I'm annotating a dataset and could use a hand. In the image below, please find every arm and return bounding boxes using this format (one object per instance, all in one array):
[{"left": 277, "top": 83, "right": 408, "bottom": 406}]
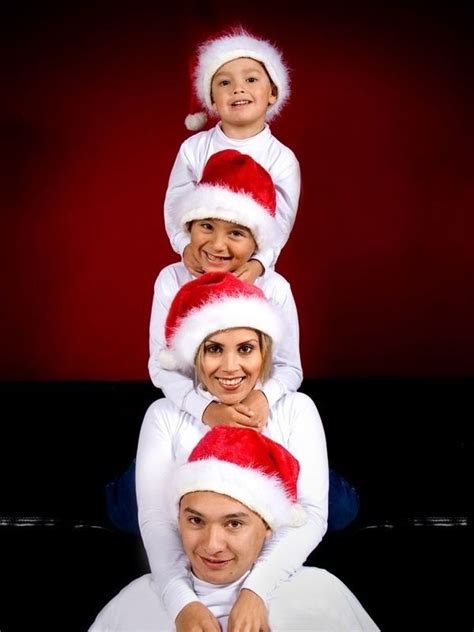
[
  {"left": 164, "top": 143, "right": 199, "bottom": 257},
  {"left": 242, "top": 393, "right": 329, "bottom": 601},
  {"left": 258, "top": 277, "right": 303, "bottom": 408},
  {"left": 136, "top": 399, "right": 205, "bottom": 622},
  {"left": 256, "top": 153, "right": 301, "bottom": 270}
]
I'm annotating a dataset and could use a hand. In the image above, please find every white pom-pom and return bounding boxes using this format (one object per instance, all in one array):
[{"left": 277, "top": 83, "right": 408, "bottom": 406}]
[
  {"left": 290, "top": 503, "right": 308, "bottom": 527},
  {"left": 157, "top": 348, "right": 179, "bottom": 370},
  {"left": 185, "top": 111, "right": 207, "bottom": 131}
]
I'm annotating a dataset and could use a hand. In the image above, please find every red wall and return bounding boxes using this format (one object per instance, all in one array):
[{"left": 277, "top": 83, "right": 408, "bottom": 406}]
[{"left": 1, "top": 4, "right": 473, "bottom": 379}]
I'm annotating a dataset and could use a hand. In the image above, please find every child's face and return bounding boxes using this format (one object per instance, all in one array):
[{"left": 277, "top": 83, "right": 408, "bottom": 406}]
[
  {"left": 189, "top": 218, "right": 256, "bottom": 273},
  {"left": 211, "top": 57, "right": 277, "bottom": 129}
]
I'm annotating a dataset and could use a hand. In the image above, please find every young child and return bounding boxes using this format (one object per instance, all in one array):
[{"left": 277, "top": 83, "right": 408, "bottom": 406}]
[{"left": 164, "top": 24, "right": 300, "bottom": 282}]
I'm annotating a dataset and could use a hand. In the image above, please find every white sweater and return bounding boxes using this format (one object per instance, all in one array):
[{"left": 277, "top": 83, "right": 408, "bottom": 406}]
[
  {"left": 136, "top": 392, "right": 329, "bottom": 622},
  {"left": 89, "top": 567, "right": 380, "bottom": 631},
  {"left": 148, "top": 262, "right": 303, "bottom": 421},
  {"left": 164, "top": 123, "right": 301, "bottom": 271}
]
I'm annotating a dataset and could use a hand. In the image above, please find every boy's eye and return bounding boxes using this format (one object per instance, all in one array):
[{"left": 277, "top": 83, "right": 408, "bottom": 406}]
[
  {"left": 199, "top": 222, "right": 213, "bottom": 231},
  {"left": 246, "top": 77, "right": 258, "bottom": 83},
  {"left": 218, "top": 79, "right": 230, "bottom": 86}
]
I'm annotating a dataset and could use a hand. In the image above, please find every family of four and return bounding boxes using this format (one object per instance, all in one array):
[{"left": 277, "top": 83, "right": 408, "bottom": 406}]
[{"left": 91, "top": 25, "right": 378, "bottom": 631}]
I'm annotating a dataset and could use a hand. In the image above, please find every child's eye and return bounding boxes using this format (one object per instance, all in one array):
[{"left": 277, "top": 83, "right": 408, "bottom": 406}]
[
  {"left": 246, "top": 77, "right": 258, "bottom": 83},
  {"left": 199, "top": 222, "right": 213, "bottom": 231},
  {"left": 227, "top": 520, "right": 243, "bottom": 529},
  {"left": 230, "top": 230, "right": 245, "bottom": 238},
  {"left": 218, "top": 79, "right": 230, "bottom": 86}
]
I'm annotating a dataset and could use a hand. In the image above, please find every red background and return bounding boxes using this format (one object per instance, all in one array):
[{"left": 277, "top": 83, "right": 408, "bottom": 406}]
[{"left": 1, "top": 4, "right": 473, "bottom": 380}]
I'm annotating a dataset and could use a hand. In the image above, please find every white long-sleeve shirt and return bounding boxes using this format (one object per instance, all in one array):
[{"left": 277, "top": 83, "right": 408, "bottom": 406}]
[
  {"left": 148, "top": 262, "right": 302, "bottom": 420},
  {"left": 89, "top": 567, "right": 380, "bottom": 631},
  {"left": 136, "top": 391, "right": 329, "bottom": 622},
  {"left": 164, "top": 123, "right": 301, "bottom": 271}
]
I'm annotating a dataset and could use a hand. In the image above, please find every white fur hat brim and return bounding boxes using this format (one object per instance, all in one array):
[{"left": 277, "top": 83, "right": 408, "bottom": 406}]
[
  {"left": 196, "top": 30, "right": 290, "bottom": 122},
  {"left": 174, "top": 183, "right": 279, "bottom": 253},
  {"left": 159, "top": 294, "right": 282, "bottom": 372},
  {"left": 171, "top": 457, "right": 306, "bottom": 529}
]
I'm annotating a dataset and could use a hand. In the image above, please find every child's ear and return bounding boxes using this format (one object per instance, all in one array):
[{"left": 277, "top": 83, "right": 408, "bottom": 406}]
[{"left": 268, "top": 86, "right": 277, "bottom": 106}]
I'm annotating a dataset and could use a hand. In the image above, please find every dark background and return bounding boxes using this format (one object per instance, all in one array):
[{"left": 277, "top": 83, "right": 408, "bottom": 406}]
[{"left": 2, "top": 2, "right": 473, "bottom": 381}]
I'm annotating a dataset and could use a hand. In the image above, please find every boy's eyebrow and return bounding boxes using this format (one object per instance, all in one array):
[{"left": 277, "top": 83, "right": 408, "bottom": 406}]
[{"left": 213, "top": 63, "right": 264, "bottom": 79}]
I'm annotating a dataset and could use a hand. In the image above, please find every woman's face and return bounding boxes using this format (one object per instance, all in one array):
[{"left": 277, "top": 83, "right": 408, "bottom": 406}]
[{"left": 198, "top": 328, "right": 263, "bottom": 405}]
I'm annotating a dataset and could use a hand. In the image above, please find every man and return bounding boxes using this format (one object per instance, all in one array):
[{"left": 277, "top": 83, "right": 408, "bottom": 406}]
[{"left": 90, "top": 427, "right": 378, "bottom": 631}]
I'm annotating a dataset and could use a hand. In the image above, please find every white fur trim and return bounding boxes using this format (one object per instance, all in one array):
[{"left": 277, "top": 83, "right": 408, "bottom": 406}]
[
  {"left": 168, "top": 295, "right": 282, "bottom": 371},
  {"left": 174, "top": 183, "right": 279, "bottom": 252},
  {"left": 196, "top": 31, "right": 290, "bottom": 122},
  {"left": 172, "top": 457, "right": 303, "bottom": 529},
  {"left": 185, "top": 111, "right": 207, "bottom": 131},
  {"left": 157, "top": 348, "right": 179, "bottom": 371}
]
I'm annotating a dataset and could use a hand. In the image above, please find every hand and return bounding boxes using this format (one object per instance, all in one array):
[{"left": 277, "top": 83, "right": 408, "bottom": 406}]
[
  {"left": 227, "top": 589, "right": 269, "bottom": 632},
  {"left": 239, "top": 390, "right": 269, "bottom": 429},
  {"left": 183, "top": 244, "right": 205, "bottom": 277},
  {"left": 233, "top": 259, "right": 264, "bottom": 284},
  {"left": 202, "top": 401, "right": 261, "bottom": 430},
  {"left": 175, "top": 601, "right": 222, "bottom": 632}
]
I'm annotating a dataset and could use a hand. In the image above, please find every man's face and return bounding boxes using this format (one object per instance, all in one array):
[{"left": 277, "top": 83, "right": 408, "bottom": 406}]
[{"left": 179, "top": 490, "right": 271, "bottom": 585}]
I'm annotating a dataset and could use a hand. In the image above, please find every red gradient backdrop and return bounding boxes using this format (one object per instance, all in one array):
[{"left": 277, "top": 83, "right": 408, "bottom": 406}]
[{"left": 1, "top": 4, "right": 473, "bottom": 379}]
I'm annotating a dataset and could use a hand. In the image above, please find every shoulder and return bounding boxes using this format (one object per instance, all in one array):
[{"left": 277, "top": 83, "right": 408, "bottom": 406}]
[
  {"left": 180, "top": 129, "right": 213, "bottom": 153},
  {"left": 154, "top": 263, "right": 188, "bottom": 292},
  {"left": 265, "top": 130, "right": 299, "bottom": 164},
  {"left": 257, "top": 270, "right": 294, "bottom": 303},
  {"left": 272, "top": 391, "right": 318, "bottom": 415}
]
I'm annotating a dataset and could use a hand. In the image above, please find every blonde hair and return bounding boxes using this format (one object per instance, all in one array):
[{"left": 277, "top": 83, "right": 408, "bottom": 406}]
[{"left": 195, "top": 328, "right": 273, "bottom": 389}]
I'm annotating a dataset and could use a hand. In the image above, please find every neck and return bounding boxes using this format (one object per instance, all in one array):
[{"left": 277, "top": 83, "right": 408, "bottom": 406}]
[{"left": 220, "top": 120, "right": 266, "bottom": 139}]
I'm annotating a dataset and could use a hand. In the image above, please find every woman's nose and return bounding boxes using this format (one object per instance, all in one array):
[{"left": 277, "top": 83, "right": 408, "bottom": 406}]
[{"left": 221, "top": 350, "right": 238, "bottom": 372}]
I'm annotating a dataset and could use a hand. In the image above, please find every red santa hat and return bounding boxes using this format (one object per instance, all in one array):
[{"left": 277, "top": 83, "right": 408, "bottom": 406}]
[
  {"left": 171, "top": 426, "right": 307, "bottom": 529},
  {"left": 158, "top": 270, "right": 282, "bottom": 372},
  {"left": 173, "top": 148, "right": 279, "bottom": 253},
  {"left": 185, "top": 25, "right": 291, "bottom": 131}
]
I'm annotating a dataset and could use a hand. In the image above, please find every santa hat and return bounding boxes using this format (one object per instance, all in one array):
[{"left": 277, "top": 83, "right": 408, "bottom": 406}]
[
  {"left": 185, "top": 25, "right": 290, "bottom": 131},
  {"left": 158, "top": 270, "right": 282, "bottom": 371},
  {"left": 173, "top": 148, "right": 279, "bottom": 253},
  {"left": 171, "top": 426, "right": 307, "bottom": 529}
]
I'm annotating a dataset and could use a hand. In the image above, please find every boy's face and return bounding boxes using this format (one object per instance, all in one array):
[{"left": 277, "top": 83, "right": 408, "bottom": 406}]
[
  {"left": 211, "top": 57, "right": 277, "bottom": 130},
  {"left": 189, "top": 218, "right": 256, "bottom": 273},
  {"left": 179, "top": 490, "right": 271, "bottom": 585}
]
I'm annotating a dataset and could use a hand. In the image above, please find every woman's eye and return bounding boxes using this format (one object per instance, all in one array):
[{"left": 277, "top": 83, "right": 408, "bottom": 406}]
[
  {"left": 205, "top": 344, "right": 222, "bottom": 354},
  {"left": 189, "top": 517, "right": 202, "bottom": 525},
  {"left": 239, "top": 344, "right": 254, "bottom": 354}
]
